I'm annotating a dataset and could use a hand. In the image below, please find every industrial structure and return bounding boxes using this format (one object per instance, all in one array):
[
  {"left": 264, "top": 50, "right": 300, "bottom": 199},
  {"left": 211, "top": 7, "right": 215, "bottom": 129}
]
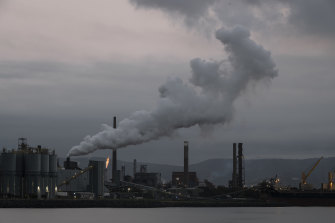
[
  {"left": 57, "top": 157, "right": 105, "bottom": 198},
  {"left": 171, "top": 141, "right": 199, "bottom": 188},
  {"left": 300, "top": 156, "right": 323, "bottom": 190},
  {"left": 88, "top": 160, "right": 105, "bottom": 197},
  {"left": 3, "top": 134, "right": 335, "bottom": 204},
  {"left": 133, "top": 164, "right": 161, "bottom": 187},
  {"left": 112, "top": 116, "right": 120, "bottom": 185},
  {"left": 229, "top": 143, "right": 245, "bottom": 190},
  {"left": 57, "top": 159, "right": 90, "bottom": 193},
  {"left": 0, "top": 138, "right": 57, "bottom": 198}
]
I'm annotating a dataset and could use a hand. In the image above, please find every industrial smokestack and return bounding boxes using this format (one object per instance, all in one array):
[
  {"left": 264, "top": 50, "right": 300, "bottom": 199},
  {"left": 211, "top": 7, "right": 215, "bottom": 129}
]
[
  {"left": 232, "top": 143, "right": 237, "bottom": 189},
  {"left": 238, "top": 143, "right": 244, "bottom": 188},
  {"left": 133, "top": 159, "right": 137, "bottom": 177},
  {"left": 113, "top": 116, "right": 116, "bottom": 129},
  {"left": 112, "top": 116, "right": 117, "bottom": 183},
  {"left": 184, "top": 141, "right": 189, "bottom": 188}
]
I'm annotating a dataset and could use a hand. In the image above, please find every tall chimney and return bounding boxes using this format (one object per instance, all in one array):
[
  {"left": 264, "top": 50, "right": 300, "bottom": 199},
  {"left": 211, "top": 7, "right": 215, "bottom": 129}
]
[
  {"left": 238, "top": 143, "right": 244, "bottom": 188},
  {"left": 184, "top": 141, "right": 189, "bottom": 188},
  {"left": 121, "top": 165, "right": 125, "bottom": 181},
  {"left": 133, "top": 159, "right": 137, "bottom": 177},
  {"left": 113, "top": 116, "right": 116, "bottom": 128},
  {"left": 232, "top": 143, "right": 237, "bottom": 188},
  {"left": 112, "top": 116, "right": 117, "bottom": 183}
]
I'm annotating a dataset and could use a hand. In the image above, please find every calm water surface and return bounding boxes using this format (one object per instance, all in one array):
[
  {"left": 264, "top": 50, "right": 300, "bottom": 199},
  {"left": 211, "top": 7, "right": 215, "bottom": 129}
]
[{"left": 0, "top": 207, "right": 334, "bottom": 223}]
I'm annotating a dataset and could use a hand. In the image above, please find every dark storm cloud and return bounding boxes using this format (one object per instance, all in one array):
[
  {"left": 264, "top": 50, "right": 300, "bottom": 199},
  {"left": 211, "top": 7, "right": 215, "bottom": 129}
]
[
  {"left": 129, "top": 0, "right": 335, "bottom": 37},
  {"left": 280, "top": 0, "right": 335, "bottom": 36},
  {"left": 130, "top": 0, "right": 216, "bottom": 18},
  {"left": 129, "top": 0, "right": 217, "bottom": 32}
]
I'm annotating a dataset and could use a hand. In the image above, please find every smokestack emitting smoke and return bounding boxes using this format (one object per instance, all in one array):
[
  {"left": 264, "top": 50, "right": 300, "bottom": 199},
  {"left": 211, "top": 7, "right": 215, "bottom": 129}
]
[
  {"left": 184, "top": 141, "right": 189, "bottom": 187},
  {"left": 112, "top": 116, "right": 117, "bottom": 183},
  {"left": 68, "top": 26, "right": 278, "bottom": 157},
  {"left": 232, "top": 143, "right": 237, "bottom": 188},
  {"left": 238, "top": 143, "right": 244, "bottom": 188}
]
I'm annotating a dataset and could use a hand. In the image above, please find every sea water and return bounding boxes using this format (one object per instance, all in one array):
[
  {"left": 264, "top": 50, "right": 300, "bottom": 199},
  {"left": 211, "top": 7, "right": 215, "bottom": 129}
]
[{"left": 0, "top": 207, "right": 333, "bottom": 223}]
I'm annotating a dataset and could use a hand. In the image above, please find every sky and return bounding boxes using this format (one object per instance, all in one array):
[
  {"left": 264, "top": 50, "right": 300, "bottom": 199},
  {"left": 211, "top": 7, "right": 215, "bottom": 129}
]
[{"left": 0, "top": 0, "right": 334, "bottom": 165}]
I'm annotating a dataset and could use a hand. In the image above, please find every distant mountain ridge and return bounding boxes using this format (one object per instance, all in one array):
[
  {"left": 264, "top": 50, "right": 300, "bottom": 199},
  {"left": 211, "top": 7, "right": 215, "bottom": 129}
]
[{"left": 60, "top": 157, "right": 335, "bottom": 187}]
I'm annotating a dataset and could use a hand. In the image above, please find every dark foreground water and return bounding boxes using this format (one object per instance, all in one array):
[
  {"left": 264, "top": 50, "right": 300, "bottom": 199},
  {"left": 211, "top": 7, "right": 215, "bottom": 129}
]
[{"left": 0, "top": 207, "right": 334, "bottom": 223}]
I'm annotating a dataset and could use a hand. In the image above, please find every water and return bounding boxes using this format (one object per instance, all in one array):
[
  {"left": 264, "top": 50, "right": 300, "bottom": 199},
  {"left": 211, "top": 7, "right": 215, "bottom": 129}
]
[{"left": 0, "top": 207, "right": 334, "bottom": 223}]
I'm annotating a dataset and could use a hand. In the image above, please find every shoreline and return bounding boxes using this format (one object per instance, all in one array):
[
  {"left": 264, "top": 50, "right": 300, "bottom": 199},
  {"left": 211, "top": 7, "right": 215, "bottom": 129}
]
[
  {"left": 1, "top": 198, "right": 333, "bottom": 208},
  {"left": 0, "top": 199, "right": 281, "bottom": 208}
]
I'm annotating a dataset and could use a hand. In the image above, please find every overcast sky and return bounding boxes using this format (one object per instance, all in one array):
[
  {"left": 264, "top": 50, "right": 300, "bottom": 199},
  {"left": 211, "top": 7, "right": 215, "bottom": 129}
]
[{"left": 0, "top": 0, "right": 334, "bottom": 165}]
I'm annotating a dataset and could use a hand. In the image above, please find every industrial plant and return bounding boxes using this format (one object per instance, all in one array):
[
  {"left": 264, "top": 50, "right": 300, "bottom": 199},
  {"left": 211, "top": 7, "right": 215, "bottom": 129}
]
[{"left": 0, "top": 117, "right": 335, "bottom": 207}]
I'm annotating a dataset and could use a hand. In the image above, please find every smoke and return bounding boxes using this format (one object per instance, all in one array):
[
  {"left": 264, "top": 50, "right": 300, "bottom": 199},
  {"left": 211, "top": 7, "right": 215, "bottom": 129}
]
[{"left": 68, "top": 26, "right": 278, "bottom": 157}]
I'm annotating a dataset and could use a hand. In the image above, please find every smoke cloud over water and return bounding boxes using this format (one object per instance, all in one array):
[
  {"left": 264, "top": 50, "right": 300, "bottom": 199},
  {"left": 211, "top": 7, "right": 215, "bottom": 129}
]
[{"left": 68, "top": 26, "right": 278, "bottom": 157}]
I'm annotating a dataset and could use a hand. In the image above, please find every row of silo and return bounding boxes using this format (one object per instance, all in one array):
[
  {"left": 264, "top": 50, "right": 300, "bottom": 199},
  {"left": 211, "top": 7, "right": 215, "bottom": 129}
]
[
  {"left": 0, "top": 146, "right": 57, "bottom": 198},
  {"left": 24, "top": 151, "right": 41, "bottom": 196},
  {"left": 49, "top": 151, "right": 58, "bottom": 198},
  {"left": 0, "top": 150, "right": 16, "bottom": 196}
]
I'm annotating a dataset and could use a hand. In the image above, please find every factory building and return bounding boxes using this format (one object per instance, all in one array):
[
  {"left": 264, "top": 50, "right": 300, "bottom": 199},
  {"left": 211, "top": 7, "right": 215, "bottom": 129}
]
[
  {"left": 63, "top": 157, "right": 80, "bottom": 170},
  {"left": 133, "top": 164, "right": 161, "bottom": 187},
  {"left": 57, "top": 157, "right": 105, "bottom": 198},
  {"left": 57, "top": 161, "right": 89, "bottom": 193},
  {"left": 172, "top": 172, "right": 199, "bottom": 188},
  {"left": 0, "top": 138, "right": 57, "bottom": 198},
  {"left": 171, "top": 141, "right": 199, "bottom": 188}
]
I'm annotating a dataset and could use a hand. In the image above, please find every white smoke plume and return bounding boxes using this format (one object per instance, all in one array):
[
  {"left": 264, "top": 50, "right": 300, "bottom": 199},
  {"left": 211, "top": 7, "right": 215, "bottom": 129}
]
[{"left": 68, "top": 26, "right": 278, "bottom": 157}]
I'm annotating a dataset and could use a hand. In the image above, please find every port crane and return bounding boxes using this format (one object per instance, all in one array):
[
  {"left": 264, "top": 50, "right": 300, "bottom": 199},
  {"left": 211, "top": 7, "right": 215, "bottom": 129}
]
[{"left": 300, "top": 156, "right": 323, "bottom": 190}]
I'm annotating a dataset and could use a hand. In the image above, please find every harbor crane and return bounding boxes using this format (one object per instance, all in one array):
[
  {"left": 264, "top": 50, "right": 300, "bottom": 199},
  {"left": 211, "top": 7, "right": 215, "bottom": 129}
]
[{"left": 300, "top": 156, "right": 323, "bottom": 190}]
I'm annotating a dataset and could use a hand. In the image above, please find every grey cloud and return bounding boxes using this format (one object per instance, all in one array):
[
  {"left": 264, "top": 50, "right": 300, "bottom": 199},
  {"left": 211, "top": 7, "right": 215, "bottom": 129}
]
[
  {"left": 129, "top": 0, "right": 217, "bottom": 32},
  {"left": 1, "top": 54, "right": 335, "bottom": 162},
  {"left": 129, "top": 0, "right": 335, "bottom": 38},
  {"left": 130, "top": 0, "right": 216, "bottom": 18},
  {"left": 281, "top": 0, "right": 335, "bottom": 36}
]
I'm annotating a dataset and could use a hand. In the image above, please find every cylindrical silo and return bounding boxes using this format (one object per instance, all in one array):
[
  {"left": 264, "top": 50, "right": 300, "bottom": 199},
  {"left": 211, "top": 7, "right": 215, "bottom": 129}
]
[
  {"left": 40, "top": 152, "right": 49, "bottom": 196},
  {"left": 0, "top": 151, "right": 17, "bottom": 196},
  {"left": 24, "top": 152, "right": 41, "bottom": 197},
  {"left": 49, "top": 151, "right": 57, "bottom": 198},
  {"left": 15, "top": 151, "right": 24, "bottom": 197}
]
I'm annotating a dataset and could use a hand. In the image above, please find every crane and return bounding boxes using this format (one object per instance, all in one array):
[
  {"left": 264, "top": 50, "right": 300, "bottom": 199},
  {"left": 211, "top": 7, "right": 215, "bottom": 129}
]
[
  {"left": 58, "top": 165, "right": 94, "bottom": 188},
  {"left": 300, "top": 156, "right": 323, "bottom": 190}
]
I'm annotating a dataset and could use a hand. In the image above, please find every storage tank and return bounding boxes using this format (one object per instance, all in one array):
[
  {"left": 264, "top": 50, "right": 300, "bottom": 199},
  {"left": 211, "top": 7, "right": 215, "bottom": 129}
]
[
  {"left": 0, "top": 151, "right": 17, "bottom": 196},
  {"left": 24, "top": 153, "right": 41, "bottom": 196},
  {"left": 49, "top": 151, "right": 57, "bottom": 198},
  {"left": 89, "top": 160, "right": 105, "bottom": 198},
  {"left": 40, "top": 152, "right": 49, "bottom": 196},
  {"left": 15, "top": 151, "right": 24, "bottom": 197}
]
